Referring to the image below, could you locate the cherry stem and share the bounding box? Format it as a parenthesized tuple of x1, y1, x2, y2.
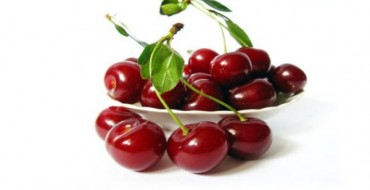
(150, 23, 188, 136)
(190, 0, 228, 52)
(219, 23, 227, 53)
(180, 78, 247, 122)
(106, 14, 147, 48)
(153, 87, 189, 135)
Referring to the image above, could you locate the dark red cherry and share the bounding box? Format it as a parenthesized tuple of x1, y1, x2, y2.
(187, 73, 213, 84)
(124, 57, 138, 63)
(104, 61, 145, 103)
(140, 81, 185, 109)
(188, 48, 218, 73)
(237, 47, 271, 77)
(105, 118, 166, 172)
(219, 116, 272, 160)
(270, 63, 307, 94)
(228, 78, 277, 110)
(183, 64, 192, 78)
(210, 52, 252, 88)
(181, 79, 223, 111)
(95, 106, 141, 140)
(167, 122, 228, 173)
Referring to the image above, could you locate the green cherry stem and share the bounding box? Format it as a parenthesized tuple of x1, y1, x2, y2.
(190, 0, 228, 52)
(154, 87, 189, 136)
(150, 23, 188, 135)
(106, 14, 147, 47)
(180, 78, 247, 122)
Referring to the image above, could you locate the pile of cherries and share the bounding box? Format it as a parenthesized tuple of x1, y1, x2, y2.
(104, 47, 306, 111)
(96, 47, 307, 173)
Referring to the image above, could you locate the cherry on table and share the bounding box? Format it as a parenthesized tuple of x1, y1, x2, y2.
(219, 116, 272, 160)
(167, 122, 229, 173)
(95, 106, 141, 140)
(105, 118, 167, 172)
(228, 78, 277, 110)
(104, 61, 145, 103)
(270, 63, 307, 94)
(210, 52, 252, 88)
(188, 48, 219, 74)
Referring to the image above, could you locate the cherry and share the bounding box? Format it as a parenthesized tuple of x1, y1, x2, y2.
(188, 48, 218, 73)
(186, 73, 213, 84)
(210, 52, 252, 88)
(167, 122, 228, 173)
(237, 47, 271, 77)
(183, 64, 192, 78)
(95, 106, 141, 140)
(105, 118, 167, 172)
(187, 73, 213, 85)
(228, 78, 277, 110)
(270, 63, 307, 94)
(181, 79, 224, 111)
(124, 57, 138, 63)
(140, 80, 185, 109)
(104, 61, 145, 103)
(219, 116, 272, 160)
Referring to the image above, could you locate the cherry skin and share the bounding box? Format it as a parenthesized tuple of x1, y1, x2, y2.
(104, 61, 145, 103)
(270, 63, 307, 94)
(237, 47, 271, 77)
(181, 78, 224, 111)
(187, 73, 213, 84)
(183, 64, 192, 78)
(124, 57, 138, 63)
(95, 106, 141, 140)
(228, 78, 277, 110)
(105, 118, 167, 172)
(219, 116, 272, 160)
(140, 80, 185, 109)
(188, 48, 218, 73)
(167, 122, 229, 173)
(210, 52, 252, 88)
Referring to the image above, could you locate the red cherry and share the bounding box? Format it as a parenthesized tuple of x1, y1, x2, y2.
(219, 116, 272, 160)
(228, 78, 277, 110)
(105, 118, 167, 171)
(188, 48, 218, 73)
(167, 122, 228, 173)
(183, 64, 192, 78)
(124, 57, 138, 63)
(270, 63, 307, 94)
(237, 47, 271, 77)
(140, 80, 185, 109)
(95, 106, 141, 140)
(104, 61, 145, 103)
(210, 52, 252, 88)
(187, 73, 213, 84)
(182, 79, 224, 111)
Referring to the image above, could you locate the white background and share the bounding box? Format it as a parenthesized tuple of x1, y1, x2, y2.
(1, 0, 370, 189)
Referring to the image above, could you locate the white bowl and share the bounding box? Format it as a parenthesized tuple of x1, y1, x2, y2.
(116, 91, 304, 131)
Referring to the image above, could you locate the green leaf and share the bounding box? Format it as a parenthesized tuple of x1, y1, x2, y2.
(112, 23, 129, 37)
(226, 20, 253, 47)
(160, 0, 179, 15)
(138, 43, 156, 79)
(201, 0, 231, 12)
(150, 44, 184, 93)
(161, 3, 184, 16)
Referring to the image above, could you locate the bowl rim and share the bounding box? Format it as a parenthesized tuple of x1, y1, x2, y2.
(116, 90, 305, 115)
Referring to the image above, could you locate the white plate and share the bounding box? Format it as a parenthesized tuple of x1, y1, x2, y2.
(116, 91, 304, 131)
